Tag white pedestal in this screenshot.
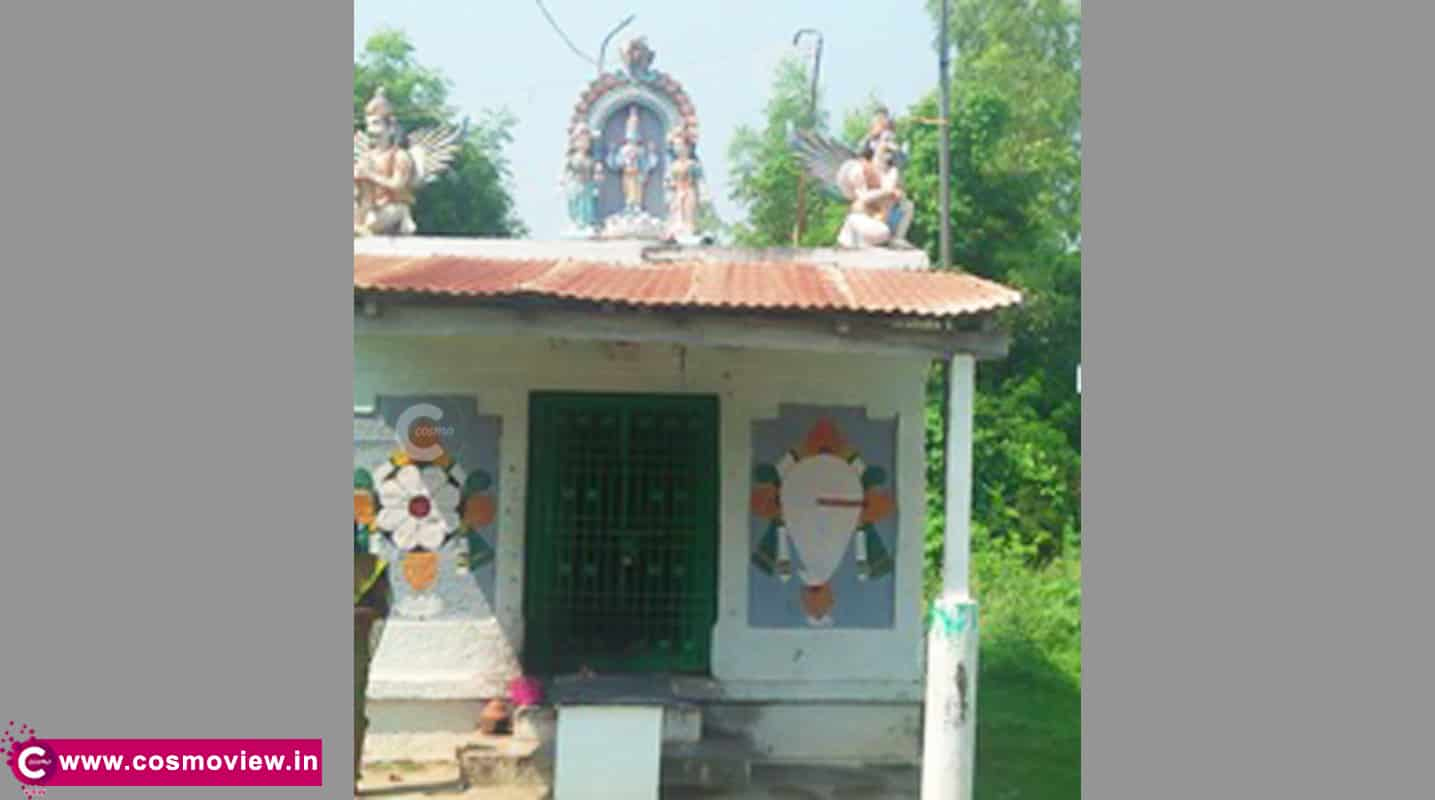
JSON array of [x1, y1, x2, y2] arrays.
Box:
[[554, 705, 663, 800], [366, 619, 518, 700]]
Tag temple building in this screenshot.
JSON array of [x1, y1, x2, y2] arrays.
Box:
[[354, 34, 1020, 797]]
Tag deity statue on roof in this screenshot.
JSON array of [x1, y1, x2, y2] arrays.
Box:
[[353, 88, 465, 237], [562, 34, 703, 240], [608, 106, 660, 213], [561, 123, 604, 236], [663, 124, 706, 243], [789, 107, 916, 249]]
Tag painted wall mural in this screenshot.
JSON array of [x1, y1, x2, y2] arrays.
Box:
[[353, 396, 501, 620], [749, 406, 898, 628]]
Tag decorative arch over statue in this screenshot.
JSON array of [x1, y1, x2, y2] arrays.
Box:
[[561, 36, 705, 241]]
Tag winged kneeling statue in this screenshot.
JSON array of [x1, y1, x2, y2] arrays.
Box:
[[354, 88, 465, 237], [789, 109, 915, 249]]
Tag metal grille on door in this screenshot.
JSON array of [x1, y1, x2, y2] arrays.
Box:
[[525, 394, 718, 674]]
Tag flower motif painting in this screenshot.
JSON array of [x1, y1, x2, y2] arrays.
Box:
[[374, 462, 463, 550], [354, 444, 497, 619]]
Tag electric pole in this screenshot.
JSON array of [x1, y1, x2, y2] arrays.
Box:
[[938, 0, 952, 270], [922, 4, 976, 798]]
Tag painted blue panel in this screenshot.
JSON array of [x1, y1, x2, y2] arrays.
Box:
[[354, 395, 501, 621], [748, 405, 898, 629]]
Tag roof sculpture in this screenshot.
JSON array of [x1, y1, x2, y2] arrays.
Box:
[[790, 108, 917, 250], [353, 88, 465, 237], [561, 36, 708, 243]]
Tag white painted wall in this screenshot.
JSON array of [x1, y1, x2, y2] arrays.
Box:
[[356, 332, 931, 703]]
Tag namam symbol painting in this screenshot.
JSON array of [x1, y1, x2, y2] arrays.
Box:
[[353, 396, 502, 620], [750, 407, 898, 628]]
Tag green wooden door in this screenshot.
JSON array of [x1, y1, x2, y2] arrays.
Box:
[[524, 393, 719, 675]]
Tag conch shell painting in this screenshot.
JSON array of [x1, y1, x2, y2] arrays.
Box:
[[751, 416, 896, 627]]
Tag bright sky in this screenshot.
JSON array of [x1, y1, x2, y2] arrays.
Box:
[[355, 0, 940, 238]]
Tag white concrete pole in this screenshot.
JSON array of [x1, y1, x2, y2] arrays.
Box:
[[921, 353, 979, 800]]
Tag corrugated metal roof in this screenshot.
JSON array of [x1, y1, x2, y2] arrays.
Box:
[[354, 253, 1021, 319]]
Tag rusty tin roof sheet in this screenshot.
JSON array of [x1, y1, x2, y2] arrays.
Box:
[[354, 253, 1022, 319]]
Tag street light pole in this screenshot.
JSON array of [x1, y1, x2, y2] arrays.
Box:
[[792, 29, 822, 246]]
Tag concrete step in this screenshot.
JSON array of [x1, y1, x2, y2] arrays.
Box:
[[457, 734, 550, 788], [454, 729, 756, 793], [661, 734, 755, 790], [512, 703, 702, 745]]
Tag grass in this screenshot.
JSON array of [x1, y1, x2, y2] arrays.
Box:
[[976, 636, 1081, 799]]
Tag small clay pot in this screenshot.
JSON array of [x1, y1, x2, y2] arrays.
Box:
[[479, 698, 511, 735]]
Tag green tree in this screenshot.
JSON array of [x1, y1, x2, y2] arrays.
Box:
[[727, 56, 846, 247], [354, 29, 525, 237], [916, 0, 1082, 448]]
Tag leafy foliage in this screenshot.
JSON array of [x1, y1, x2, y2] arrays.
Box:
[[975, 535, 1082, 680], [726, 57, 846, 247], [354, 29, 525, 237], [914, 0, 1082, 450], [912, 0, 1082, 570]]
